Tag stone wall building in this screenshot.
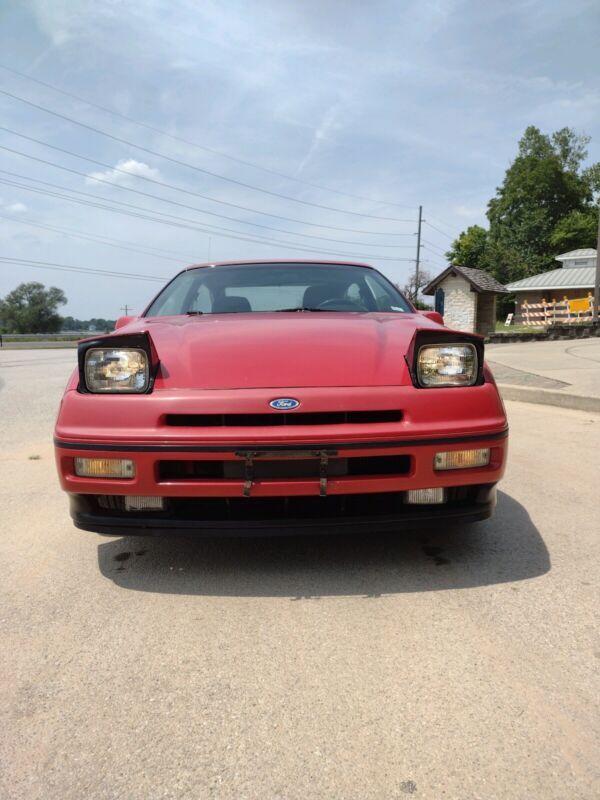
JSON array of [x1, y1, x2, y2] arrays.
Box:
[[422, 265, 508, 335]]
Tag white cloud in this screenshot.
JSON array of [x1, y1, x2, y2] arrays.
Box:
[[4, 202, 28, 213], [28, 0, 122, 46], [296, 103, 342, 175], [85, 159, 161, 186]]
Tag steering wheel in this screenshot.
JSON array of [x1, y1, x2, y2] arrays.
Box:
[[316, 298, 367, 311]]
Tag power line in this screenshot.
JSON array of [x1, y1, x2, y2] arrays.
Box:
[[0, 61, 418, 211], [0, 212, 201, 264], [0, 171, 413, 254], [1, 172, 355, 255], [0, 175, 413, 261], [423, 214, 456, 237], [0, 161, 413, 249], [0, 131, 414, 238], [0, 171, 277, 243], [422, 239, 448, 257], [422, 251, 448, 269], [0, 174, 415, 261], [0, 255, 419, 289], [423, 220, 455, 240], [0, 256, 166, 282], [421, 258, 446, 269], [0, 86, 416, 223]]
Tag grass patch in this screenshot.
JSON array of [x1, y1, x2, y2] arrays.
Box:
[[494, 321, 546, 334]]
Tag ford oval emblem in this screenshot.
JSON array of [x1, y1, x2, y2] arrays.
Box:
[[270, 398, 300, 410]]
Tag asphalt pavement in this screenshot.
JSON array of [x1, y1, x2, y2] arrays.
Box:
[[1, 349, 599, 800], [487, 338, 600, 412]]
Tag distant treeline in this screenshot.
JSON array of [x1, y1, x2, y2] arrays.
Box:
[[62, 316, 116, 332]]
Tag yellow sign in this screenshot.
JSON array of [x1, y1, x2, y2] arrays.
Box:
[[568, 297, 591, 314]]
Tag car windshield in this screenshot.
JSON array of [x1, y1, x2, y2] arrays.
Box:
[[144, 263, 413, 316]]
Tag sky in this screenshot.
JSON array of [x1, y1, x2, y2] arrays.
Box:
[[0, 0, 599, 319]]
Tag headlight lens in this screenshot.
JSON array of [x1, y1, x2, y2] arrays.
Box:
[[84, 348, 149, 393], [417, 344, 477, 387]]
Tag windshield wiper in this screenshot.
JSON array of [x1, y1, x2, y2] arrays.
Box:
[[273, 307, 328, 312], [186, 310, 204, 315]]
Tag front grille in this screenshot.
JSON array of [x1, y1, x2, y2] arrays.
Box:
[[158, 454, 411, 481], [164, 410, 402, 427], [93, 487, 482, 520]]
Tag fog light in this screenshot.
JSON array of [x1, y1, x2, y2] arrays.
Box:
[[124, 496, 164, 512], [406, 487, 447, 505], [434, 449, 490, 470], [74, 457, 135, 479]]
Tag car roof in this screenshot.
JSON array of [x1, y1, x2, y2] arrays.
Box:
[[181, 259, 375, 270]]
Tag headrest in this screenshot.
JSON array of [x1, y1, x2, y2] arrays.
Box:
[[212, 295, 252, 313], [302, 283, 345, 309]]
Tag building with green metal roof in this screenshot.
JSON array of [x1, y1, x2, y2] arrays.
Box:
[[506, 249, 596, 323]]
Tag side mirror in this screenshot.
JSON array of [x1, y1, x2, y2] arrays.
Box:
[[115, 315, 135, 330], [419, 310, 444, 325]]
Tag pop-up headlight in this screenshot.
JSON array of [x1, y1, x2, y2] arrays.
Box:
[[417, 344, 478, 387], [406, 328, 484, 389], [78, 331, 158, 394], [85, 348, 149, 393]]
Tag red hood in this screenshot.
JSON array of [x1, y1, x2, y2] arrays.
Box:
[[113, 312, 445, 390]]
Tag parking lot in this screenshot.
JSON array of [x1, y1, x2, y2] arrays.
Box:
[[1, 349, 599, 799]]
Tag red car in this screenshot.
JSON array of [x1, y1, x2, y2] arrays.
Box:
[[54, 260, 508, 536]]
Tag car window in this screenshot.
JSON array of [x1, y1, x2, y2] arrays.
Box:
[[364, 273, 407, 312], [186, 284, 212, 313], [145, 263, 413, 316], [223, 285, 302, 311]]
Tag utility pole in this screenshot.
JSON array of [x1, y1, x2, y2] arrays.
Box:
[[414, 205, 423, 302], [120, 304, 131, 316], [594, 208, 600, 324]]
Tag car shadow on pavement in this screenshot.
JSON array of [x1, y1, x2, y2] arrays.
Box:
[[96, 491, 550, 597]]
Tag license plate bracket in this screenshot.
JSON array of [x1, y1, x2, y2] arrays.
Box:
[[234, 449, 338, 497]]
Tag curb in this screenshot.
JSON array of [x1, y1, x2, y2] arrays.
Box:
[[498, 383, 600, 413], [487, 322, 600, 344]]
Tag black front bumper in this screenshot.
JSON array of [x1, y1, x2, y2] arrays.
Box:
[[70, 485, 497, 537]]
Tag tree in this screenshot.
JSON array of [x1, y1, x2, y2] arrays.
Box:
[[447, 125, 600, 291], [401, 267, 432, 308], [61, 316, 116, 332], [62, 316, 85, 331], [88, 318, 116, 332], [486, 126, 593, 283], [445, 225, 488, 267], [0, 282, 67, 333], [549, 208, 599, 253], [583, 163, 600, 196], [551, 128, 591, 173]]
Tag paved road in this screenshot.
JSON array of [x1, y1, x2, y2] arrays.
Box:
[[487, 338, 600, 398], [1, 350, 599, 800]]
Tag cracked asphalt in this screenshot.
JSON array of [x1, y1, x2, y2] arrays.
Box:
[[1, 349, 599, 800]]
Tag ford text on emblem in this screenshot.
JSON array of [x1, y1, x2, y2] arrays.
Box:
[[270, 398, 300, 410]]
